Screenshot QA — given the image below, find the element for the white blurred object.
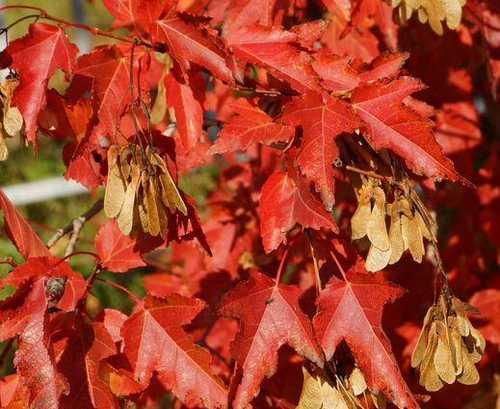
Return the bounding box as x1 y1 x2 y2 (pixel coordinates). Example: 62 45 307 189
2 177 89 206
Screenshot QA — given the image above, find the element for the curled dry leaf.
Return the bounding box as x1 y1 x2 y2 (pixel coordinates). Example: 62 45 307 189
104 143 187 237
411 293 485 392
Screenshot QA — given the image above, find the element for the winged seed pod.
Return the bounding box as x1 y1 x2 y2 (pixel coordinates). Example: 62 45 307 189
348 367 387 409
104 144 187 237
352 180 435 272
0 76 23 161
392 0 466 35
411 293 485 392
297 368 364 409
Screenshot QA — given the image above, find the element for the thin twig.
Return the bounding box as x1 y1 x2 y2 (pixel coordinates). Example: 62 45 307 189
57 251 101 264
305 231 322 295
0 5 157 49
0 257 16 267
344 165 400 185
329 250 348 282
47 199 103 250
0 13 41 34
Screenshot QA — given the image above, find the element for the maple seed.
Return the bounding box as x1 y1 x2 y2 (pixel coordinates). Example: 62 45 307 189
351 180 436 272
297 368 361 409
104 144 187 237
411 293 485 391
0 76 24 161
392 0 466 35
298 366 388 409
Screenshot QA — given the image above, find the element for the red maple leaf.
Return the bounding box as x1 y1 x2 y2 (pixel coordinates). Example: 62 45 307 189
280 93 359 209
165 73 204 150
209 99 293 154
311 51 360 93
0 23 77 144
225 26 321 94
313 264 420 409
75 46 143 141
0 257 86 312
224 0 278 32
103 0 170 32
63 139 105 190
95 220 153 273
0 190 50 259
153 17 233 83
359 52 409 83
51 313 119 409
220 271 324 409
1 278 68 408
469 289 500 346
122 294 228 408
352 77 467 185
259 168 338 253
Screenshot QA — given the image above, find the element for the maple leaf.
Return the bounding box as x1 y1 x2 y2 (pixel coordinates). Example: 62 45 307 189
259 169 338 253
323 19 380 64
359 52 409 83
39 90 92 143
101 308 128 345
63 139 105 190
95 220 150 273
0 257 86 312
103 0 170 31
51 313 119 409
165 73 203 150
0 189 50 259
435 102 482 156
75 46 138 140
320 0 352 20
469 289 500 346
225 26 321 94
352 77 468 185
0 374 26 408
311 52 361 94
1 278 68 408
0 23 77 144
153 17 233 83
209 99 293 154
122 294 228 408
223 0 278 35
313 265 420 409
354 0 399 51
280 93 360 209
220 271 324 409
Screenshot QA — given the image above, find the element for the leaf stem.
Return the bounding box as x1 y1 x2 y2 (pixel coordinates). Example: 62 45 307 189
344 164 405 188
329 250 348 282
0 257 17 267
275 248 289 285
305 231 321 294
0 13 41 35
47 199 104 253
57 251 101 265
